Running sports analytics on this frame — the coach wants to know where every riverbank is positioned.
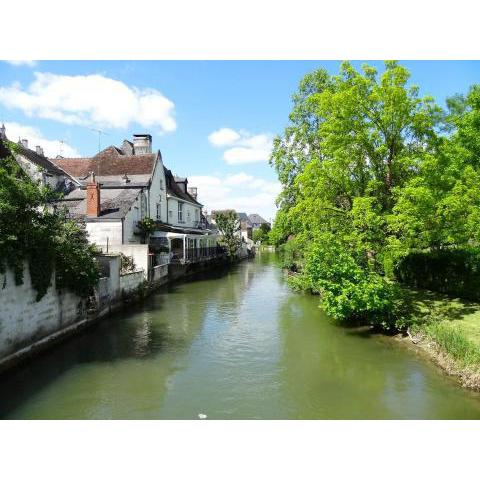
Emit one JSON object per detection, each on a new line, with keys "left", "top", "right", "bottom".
{"left": 3, "top": 252, "right": 480, "bottom": 419}
{"left": 399, "top": 290, "right": 480, "bottom": 391}
{"left": 0, "top": 253, "right": 246, "bottom": 374}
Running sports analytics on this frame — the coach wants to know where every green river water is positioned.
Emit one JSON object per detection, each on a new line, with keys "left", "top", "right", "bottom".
{"left": 2, "top": 252, "right": 480, "bottom": 419}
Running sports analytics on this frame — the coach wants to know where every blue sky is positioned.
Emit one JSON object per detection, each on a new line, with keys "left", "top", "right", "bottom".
{"left": 1, "top": 60, "right": 479, "bottom": 220}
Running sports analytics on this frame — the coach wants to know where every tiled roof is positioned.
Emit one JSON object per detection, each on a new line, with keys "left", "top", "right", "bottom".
{"left": 51, "top": 151, "right": 156, "bottom": 179}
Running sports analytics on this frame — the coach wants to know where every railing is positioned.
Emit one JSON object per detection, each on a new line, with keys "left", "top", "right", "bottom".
{"left": 170, "top": 246, "right": 226, "bottom": 263}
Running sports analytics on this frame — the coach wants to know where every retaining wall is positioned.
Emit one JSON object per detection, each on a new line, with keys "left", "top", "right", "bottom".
{"left": 120, "top": 270, "right": 145, "bottom": 294}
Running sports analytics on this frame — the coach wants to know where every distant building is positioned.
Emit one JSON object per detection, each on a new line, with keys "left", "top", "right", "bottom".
{"left": 248, "top": 213, "right": 270, "bottom": 230}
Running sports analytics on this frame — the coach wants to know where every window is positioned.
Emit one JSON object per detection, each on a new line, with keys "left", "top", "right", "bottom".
{"left": 178, "top": 202, "right": 184, "bottom": 222}
{"left": 160, "top": 179, "right": 164, "bottom": 190}
{"left": 156, "top": 203, "right": 161, "bottom": 220}
{"left": 195, "top": 209, "right": 199, "bottom": 221}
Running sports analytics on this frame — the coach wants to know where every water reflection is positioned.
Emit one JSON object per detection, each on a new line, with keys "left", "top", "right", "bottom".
{"left": 1, "top": 253, "right": 480, "bottom": 419}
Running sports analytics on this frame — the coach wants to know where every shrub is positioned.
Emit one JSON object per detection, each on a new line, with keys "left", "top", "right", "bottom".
{"left": 395, "top": 248, "right": 480, "bottom": 300}
{"left": 304, "top": 241, "right": 400, "bottom": 327}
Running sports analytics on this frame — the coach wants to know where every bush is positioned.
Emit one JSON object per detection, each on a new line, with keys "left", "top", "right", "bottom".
{"left": 279, "top": 238, "right": 303, "bottom": 271}
{"left": 304, "top": 241, "right": 400, "bottom": 327}
{"left": 395, "top": 248, "right": 480, "bottom": 300}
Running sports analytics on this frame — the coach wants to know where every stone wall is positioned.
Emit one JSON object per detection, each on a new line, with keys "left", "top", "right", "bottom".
{"left": 0, "top": 262, "right": 85, "bottom": 363}
{"left": 150, "top": 264, "right": 169, "bottom": 284}
{"left": 120, "top": 270, "right": 145, "bottom": 294}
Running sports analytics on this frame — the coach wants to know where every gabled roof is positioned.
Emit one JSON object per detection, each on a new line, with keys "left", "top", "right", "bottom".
{"left": 16, "top": 143, "right": 66, "bottom": 176}
{"left": 51, "top": 147, "right": 156, "bottom": 179}
{"left": 248, "top": 213, "right": 269, "bottom": 225}
{"left": 164, "top": 167, "right": 202, "bottom": 206}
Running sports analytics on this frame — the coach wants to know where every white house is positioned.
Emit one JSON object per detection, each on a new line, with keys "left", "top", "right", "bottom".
{"left": 49, "top": 134, "right": 218, "bottom": 267}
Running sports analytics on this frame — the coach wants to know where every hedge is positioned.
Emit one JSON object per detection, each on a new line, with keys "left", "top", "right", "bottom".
{"left": 395, "top": 248, "right": 480, "bottom": 300}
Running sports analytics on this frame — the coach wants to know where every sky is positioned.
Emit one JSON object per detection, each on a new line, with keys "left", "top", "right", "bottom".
{"left": 1, "top": 60, "right": 480, "bottom": 221}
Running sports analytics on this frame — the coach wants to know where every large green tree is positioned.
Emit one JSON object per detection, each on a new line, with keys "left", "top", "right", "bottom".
{"left": 270, "top": 61, "right": 445, "bottom": 324}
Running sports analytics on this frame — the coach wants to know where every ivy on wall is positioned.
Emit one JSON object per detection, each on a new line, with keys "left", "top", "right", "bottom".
{"left": 0, "top": 140, "right": 99, "bottom": 301}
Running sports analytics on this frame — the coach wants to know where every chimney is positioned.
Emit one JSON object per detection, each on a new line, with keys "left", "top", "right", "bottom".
{"left": 35, "top": 145, "right": 44, "bottom": 156}
{"left": 133, "top": 134, "right": 152, "bottom": 154}
{"left": 188, "top": 186, "right": 198, "bottom": 200}
{"left": 86, "top": 171, "right": 101, "bottom": 217}
{"left": 21, "top": 138, "right": 28, "bottom": 148}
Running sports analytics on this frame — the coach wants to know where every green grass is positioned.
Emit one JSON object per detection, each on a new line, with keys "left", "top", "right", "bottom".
{"left": 404, "top": 288, "right": 480, "bottom": 370}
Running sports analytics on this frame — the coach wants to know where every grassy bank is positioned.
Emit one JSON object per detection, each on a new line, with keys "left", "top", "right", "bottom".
{"left": 404, "top": 289, "right": 480, "bottom": 389}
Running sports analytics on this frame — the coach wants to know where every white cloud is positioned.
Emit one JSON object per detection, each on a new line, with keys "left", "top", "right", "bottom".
{"left": 189, "top": 172, "right": 281, "bottom": 221}
{"left": 208, "top": 127, "right": 273, "bottom": 165}
{"left": 4, "top": 60, "right": 37, "bottom": 67}
{"left": 208, "top": 127, "right": 241, "bottom": 146}
{"left": 0, "top": 72, "right": 176, "bottom": 133}
{"left": 3, "top": 122, "right": 80, "bottom": 158}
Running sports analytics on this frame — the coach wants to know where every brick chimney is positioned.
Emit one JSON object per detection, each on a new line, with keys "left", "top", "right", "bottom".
{"left": 21, "top": 138, "right": 28, "bottom": 148}
{"left": 86, "top": 172, "right": 101, "bottom": 217}
{"left": 35, "top": 145, "right": 44, "bottom": 156}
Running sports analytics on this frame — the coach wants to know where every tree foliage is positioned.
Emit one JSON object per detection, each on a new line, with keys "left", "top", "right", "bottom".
{"left": 0, "top": 140, "right": 99, "bottom": 300}
{"left": 214, "top": 210, "right": 241, "bottom": 259}
{"left": 271, "top": 61, "right": 480, "bottom": 327}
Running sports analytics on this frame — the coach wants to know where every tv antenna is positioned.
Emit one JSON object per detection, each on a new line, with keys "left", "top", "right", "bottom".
{"left": 89, "top": 127, "right": 108, "bottom": 153}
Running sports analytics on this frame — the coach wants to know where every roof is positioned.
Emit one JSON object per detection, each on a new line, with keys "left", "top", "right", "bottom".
{"left": 165, "top": 167, "right": 202, "bottom": 206}
{"left": 15, "top": 143, "right": 66, "bottom": 176}
{"left": 55, "top": 186, "right": 142, "bottom": 220}
{"left": 51, "top": 147, "right": 156, "bottom": 179}
{"left": 248, "top": 213, "right": 269, "bottom": 225}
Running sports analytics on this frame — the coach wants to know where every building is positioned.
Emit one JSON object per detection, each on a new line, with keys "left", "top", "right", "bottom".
{"left": 49, "top": 134, "right": 220, "bottom": 266}
{"left": 1, "top": 129, "right": 219, "bottom": 268}
{"left": 0, "top": 123, "right": 77, "bottom": 193}
{"left": 248, "top": 213, "right": 270, "bottom": 230}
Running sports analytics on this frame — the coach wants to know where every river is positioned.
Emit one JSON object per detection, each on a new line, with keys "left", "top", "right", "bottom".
{"left": 1, "top": 252, "right": 480, "bottom": 419}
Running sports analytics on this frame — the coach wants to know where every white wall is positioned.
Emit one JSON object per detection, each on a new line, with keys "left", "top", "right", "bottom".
{"left": 0, "top": 262, "right": 85, "bottom": 360}
{"left": 86, "top": 221, "right": 123, "bottom": 246}
{"left": 149, "top": 155, "right": 168, "bottom": 223}
{"left": 100, "top": 244, "right": 150, "bottom": 279}
{"left": 167, "top": 196, "right": 201, "bottom": 229}
{"left": 16, "top": 154, "right": 64, "bottom": 190}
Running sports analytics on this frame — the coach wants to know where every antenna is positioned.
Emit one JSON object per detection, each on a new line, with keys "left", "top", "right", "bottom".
{"left": 89, "top": 127, "right": 108, "bottom": 153}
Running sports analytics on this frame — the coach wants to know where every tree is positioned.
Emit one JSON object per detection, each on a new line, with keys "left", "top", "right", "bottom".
{"left": 252, "top": 223, "right": 271, "bottom": 244}
{"left": 214, "top": 210, "right": 241, "bottom": 259}
{"left": 270, "top": 61, "right": 443, "bottom": 325}
{"left": 0, "top": 139, "right": 99, "bottom": 300}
